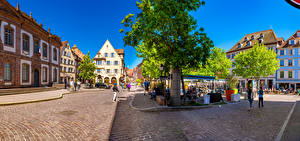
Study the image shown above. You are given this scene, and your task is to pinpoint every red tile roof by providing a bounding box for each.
[115,49,124,54]
[278,30,300,48]
[71,45,85,59]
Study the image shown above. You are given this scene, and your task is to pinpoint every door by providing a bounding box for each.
[34,69,39,87]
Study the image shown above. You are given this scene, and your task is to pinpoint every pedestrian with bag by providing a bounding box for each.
[248,86,253,111]
[112,83,119,102]
[258,87,264,108]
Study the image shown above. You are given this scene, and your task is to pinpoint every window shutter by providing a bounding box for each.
[284,59,288,67]
[293,59,295,67]
[284,49,286,55]
[284,71,288,79]
[293,71,295,79]
[293,49,295,55]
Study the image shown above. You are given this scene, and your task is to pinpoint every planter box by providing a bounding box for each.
[231,94,240,102]
[225,90,235,101]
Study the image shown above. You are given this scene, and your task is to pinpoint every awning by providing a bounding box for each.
[184,75,215,80]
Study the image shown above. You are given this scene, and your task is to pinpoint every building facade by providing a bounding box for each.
[0,1,61,88]
[59,41,76,83]
[277,30,300,90]
[93,40,125,85]
[226,29,284,90]
[71,44,84,82]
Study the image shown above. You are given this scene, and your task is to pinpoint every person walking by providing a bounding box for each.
[258,87,264,108]
[77,81,81,90]
[248,86,253,111]
[144,80,150,95]
[112,83,119,102]
[74,80,77,91]
[70,78,74,92]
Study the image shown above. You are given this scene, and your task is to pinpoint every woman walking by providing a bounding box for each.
[248,86,253,111]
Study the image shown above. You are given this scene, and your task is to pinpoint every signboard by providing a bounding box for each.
[286,0,300,9]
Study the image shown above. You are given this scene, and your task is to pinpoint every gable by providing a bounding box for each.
[98,40,118,57]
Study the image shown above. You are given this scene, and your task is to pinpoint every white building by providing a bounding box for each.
[93,40,125,85]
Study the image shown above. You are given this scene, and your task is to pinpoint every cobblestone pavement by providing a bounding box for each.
[282,101,300,141]
[110,93,299,141]
[0,89,118,141]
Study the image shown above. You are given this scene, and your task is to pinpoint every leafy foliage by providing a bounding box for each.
[226,74,239,90]
[78,52,97,82]
[121,0,213,71]
[233,43,279,79]
[206,47,232,79]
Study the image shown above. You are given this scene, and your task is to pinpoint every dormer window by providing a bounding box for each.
[244,37,248,42]
[289,40,295,45]
[247,41,251,46]
[238,43,241,48]
[259,39,263,44]
[260,33,264,38]
[251,35,255,40]
[297,32,300,37]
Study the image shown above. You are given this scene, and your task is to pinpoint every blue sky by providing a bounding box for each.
[7,0,300,69]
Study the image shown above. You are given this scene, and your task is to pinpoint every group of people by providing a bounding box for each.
[64,78,81,91]
[247,86,264,111]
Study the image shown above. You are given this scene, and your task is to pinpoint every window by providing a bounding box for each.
[232,54,235,59]
[97,69,101,73]
[4,26,13,46]
[227,55,231,59]
[106,61,110,65]
[4,63,11,81]
[105,53,108,57]
[34,40,39,54]
[111,53,115,57]
[71,61,73,65]
[251,35,254,40]
[22,64,29,83]
[288,60,293,66]
[244,37,248,42]
[297,32,300,37]
[288,71,293,78]
[280,71,284,78]
[64,51,66,56]
[280,50,284,55]
[259,39,263,44]
[114,69,118,73]
[280,60,284,66]
[260,33,264,38]
[43,67,47,82]
[114,61,118,65]
[68,60,70,65]
[64,67,66,72]
[96,61,102,65]
[247,41,251,46]
[289,40,295,45]
[53,48,57,61]
[64,59,66,64]
[53,69,57,82]
[106,69,110,73]
[238,43,241,48]
[42,43,47,58]
[22,34,30,52]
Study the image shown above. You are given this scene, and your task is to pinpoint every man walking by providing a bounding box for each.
[112,83,119,102]
[144,80,150,95]
[258,87,264,108]
[248,86,253,111]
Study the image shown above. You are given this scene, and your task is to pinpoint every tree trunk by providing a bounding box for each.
[181,70,187,105]
[170,67,181,106]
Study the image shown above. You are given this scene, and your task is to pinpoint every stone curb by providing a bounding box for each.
[0,90,69,106]
[106,96,119,141]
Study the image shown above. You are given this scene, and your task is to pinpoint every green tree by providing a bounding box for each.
[78,52,97,85]
[121,0,213,105]
[233,43,279,87]
[206,47,232,79]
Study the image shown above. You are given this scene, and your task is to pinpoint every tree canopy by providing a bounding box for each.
[78,52,97,82]
[233,43,279,79]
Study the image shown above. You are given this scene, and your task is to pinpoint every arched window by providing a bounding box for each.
[22,34,30,52]
[4,26,13,47]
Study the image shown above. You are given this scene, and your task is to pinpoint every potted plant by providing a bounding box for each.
[225,75,238,101]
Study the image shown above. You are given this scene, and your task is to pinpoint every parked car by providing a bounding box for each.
[95,83,111,89]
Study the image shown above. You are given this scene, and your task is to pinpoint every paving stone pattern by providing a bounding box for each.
[0,89,117,141]
[110,94,298,141]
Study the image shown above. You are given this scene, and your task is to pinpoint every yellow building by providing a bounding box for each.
[93,40,125,85]
[60,41,76,83]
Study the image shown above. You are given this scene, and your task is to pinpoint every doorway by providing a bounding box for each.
[34,69,39,87]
